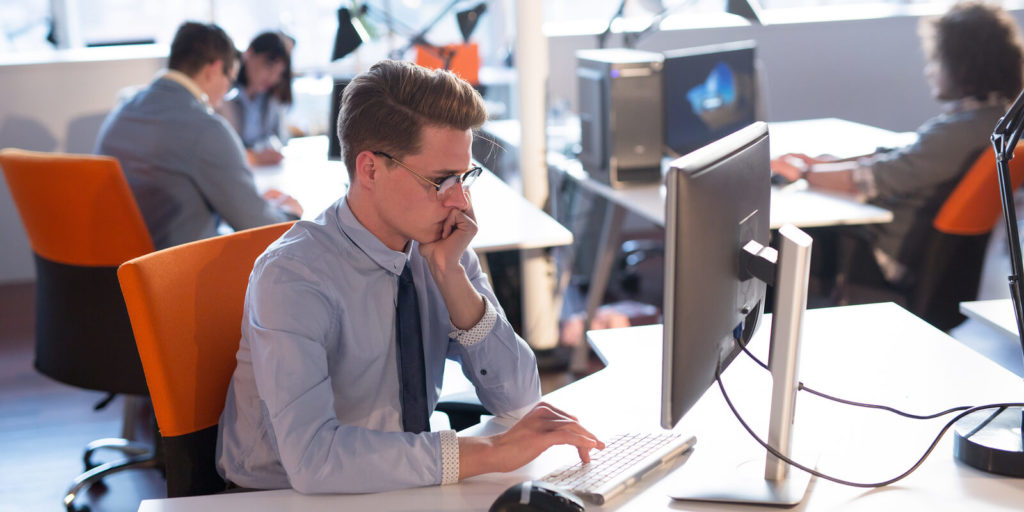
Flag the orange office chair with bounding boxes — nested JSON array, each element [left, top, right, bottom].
[[910, 148, 1024, 330], [117, 221, 294, 498], [0, 149, 158, 511]]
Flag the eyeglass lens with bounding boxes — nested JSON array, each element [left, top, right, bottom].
[[437, 169, 480, 195]]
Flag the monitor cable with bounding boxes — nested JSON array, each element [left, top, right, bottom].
[[719, 342, 1024, 487], [736, 339, 974, 420]]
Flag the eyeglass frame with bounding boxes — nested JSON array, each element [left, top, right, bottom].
[[372, 151, 483, 195]]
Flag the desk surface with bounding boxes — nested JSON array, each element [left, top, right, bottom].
[[961, 298, 1019, 340], [550, 118, 899, 230], [139, 303, 1024, 511], [251, 136, 574, 253]]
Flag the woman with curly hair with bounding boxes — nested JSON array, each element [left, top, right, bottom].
[[773, 1, 1024, 289]]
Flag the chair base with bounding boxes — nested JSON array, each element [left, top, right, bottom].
[[64, 450, 158, 512], [66, 397, 161, 511], [83, 437, 152, 470]]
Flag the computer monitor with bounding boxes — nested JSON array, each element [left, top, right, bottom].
[[661, 122, 814, 505], [662, 40, 758, 159], [327, 78, 350, 160]]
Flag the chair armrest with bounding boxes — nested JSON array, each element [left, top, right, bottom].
[[435, 391, 491, 432]]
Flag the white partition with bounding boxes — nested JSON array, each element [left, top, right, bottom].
[[0, 46, 166, 283]]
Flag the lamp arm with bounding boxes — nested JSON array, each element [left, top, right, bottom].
[[991, 87, 1024, 362], [393, 0, 461, 58], [598, 0, 628, 49]]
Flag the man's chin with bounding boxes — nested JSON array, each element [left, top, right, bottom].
[[412, 232, 443, 246]]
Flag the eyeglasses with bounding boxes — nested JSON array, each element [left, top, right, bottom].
[[373, 151, 483, 196]]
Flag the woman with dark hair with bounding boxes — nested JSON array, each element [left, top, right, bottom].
[[218, 31, 293, 165], [772, 1, 1024, 289]]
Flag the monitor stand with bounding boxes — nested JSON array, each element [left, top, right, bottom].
[[670, 224, 815, 507]]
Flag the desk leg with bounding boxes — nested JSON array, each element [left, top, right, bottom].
[[522, 248, 560, 350], [571, 201, 626, 373], [475, 250, 495, 291]]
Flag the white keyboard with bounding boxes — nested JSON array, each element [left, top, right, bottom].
[[539, 432, 696, 505]]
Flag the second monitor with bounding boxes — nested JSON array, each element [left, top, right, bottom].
[[662, 40, 758, 159]]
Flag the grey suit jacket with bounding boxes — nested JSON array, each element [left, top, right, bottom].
[[95, 77, 294, 250]]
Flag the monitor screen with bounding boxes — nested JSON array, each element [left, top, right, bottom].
[[661, 121, 770, 429], [327, 78, 351, 160], [662, 41, 758, 159]]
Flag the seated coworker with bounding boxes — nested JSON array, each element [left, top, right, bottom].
[[216, 60, 604, 493], [217, 31, 293, 166], [95, 22, 301, 250], [772, 1, 1024, 287]]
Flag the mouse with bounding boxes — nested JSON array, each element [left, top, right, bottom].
[[488, 480, 586, 512], [770, 172, 794, 186]]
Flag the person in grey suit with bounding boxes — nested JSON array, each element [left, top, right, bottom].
[[95, 22, 301, 250], [771, 1, 1024, 287]]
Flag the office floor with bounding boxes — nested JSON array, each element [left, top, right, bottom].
[[0, 282, 166, 512], [0, 282, 579, 512]]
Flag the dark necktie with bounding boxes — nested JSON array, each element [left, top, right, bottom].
[[396, 263, 429, 433]]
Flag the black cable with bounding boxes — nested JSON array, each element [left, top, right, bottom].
[[735, 339, 973, 420], [715, 366, 1024, 487]]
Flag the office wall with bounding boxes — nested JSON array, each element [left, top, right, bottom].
[[0, 47, 166, 283]]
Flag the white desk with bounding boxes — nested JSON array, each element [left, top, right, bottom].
[[251, 136, 574, 254], [138, 303, 1024, 511], [565, 118, 900, 371], [960, 298, 1019, 340]]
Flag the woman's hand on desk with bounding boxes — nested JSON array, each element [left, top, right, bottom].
[[262, 189, 303, 218], [248, 147, 284, 166], [457, 402, 605, 480], [770, 153, 819, 182]]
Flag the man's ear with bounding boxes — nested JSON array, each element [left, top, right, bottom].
[[191, 59, 222, 91], [352, 150, 379, 190]]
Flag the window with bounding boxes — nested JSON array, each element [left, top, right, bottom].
[[0, 0, 51, 53], [3, 0, 973, 70]]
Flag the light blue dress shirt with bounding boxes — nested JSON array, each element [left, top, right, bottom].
[[237, 91, 264, 146], [216, 198, 542, 493]]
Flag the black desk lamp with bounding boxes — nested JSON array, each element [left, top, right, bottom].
[[331, 6, 368, 61], [457, 2, 487, 43], [953, 88, 1024, 477], [727, 0, 763, 25]]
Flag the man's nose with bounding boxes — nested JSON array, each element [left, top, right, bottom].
[[441, 184, 469, 209]]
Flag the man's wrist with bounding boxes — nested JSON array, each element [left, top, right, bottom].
[[449, 296, 495, 346], [457, 435, 495, 480]]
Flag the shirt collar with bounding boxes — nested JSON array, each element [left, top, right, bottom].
[[942, 92, 1008, 115], [157, 69, 210, 107], [336, 199, 411, 277]]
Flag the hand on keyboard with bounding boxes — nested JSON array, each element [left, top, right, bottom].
[[458, 402, 605, 480], [540, 432, 696, 505]]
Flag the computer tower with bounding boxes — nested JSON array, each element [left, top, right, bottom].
[[576, 49, 664, 188]]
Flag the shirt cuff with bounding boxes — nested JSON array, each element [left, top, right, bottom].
[[850, 162, 878, 201], [448, 297, 497, 347], [439, 429, 460, 485]]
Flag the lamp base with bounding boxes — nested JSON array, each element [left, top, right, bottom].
[[953, 406, 1024, 477]]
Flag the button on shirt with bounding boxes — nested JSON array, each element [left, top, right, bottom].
[[216, 198, 541, 493]]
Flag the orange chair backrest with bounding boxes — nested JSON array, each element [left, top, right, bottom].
[[934, 148, 1024, 236], [415, 42, 480, 85], [117, 221, 294, 437], [0, 148, 154, 266]]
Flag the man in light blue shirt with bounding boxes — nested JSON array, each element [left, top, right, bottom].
[[216, 60, 603, 493]]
